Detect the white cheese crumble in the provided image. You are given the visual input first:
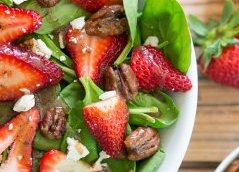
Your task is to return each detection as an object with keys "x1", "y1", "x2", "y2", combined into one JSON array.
[
  {"x1": 13, "y1": 94, "x2": 35, "y2": 112},
  {"x1": 144, "y1": 36, "x2": 159, "y2": 47},
  {"x1": 12, "y1": 0, "x2": 28, "y2": 5},
  {"x1": 59, "y1": 56, "x2": 66, "y2": 62},
  {"x1": 66, "y1": 137, "x2": 89, "y2": 161},
  {"x1": 99, "y1": 91, "x2": 117, "y2": 100},
  {"x1": 91, "y1": 151, "x2": 110, "y2": 171},
  {"x1": 31, "y1": 39, "x2": 52, "y2": 59},
  {"x1": 70, "y1": 17, "x2": 85, "y2": 30}
]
